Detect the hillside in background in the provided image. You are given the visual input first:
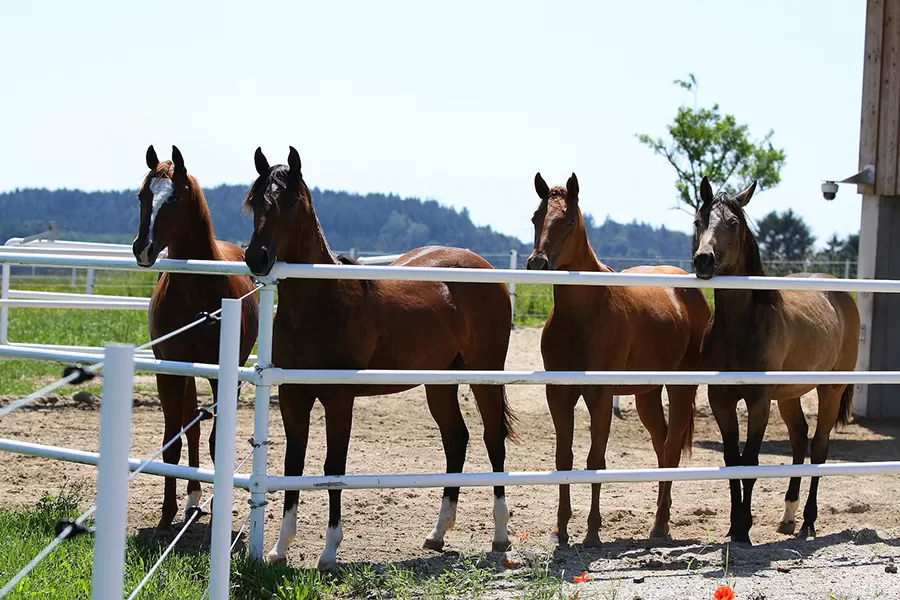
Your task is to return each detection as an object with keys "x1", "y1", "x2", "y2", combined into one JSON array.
[{"x1": 0, "y1": 185, "x2": 692, "y2": 262}]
